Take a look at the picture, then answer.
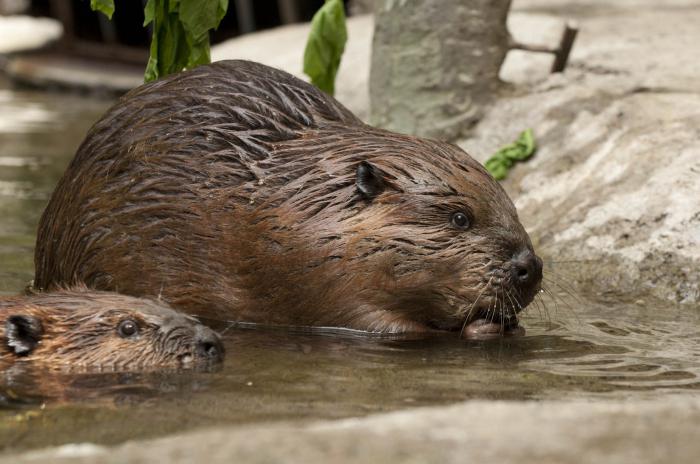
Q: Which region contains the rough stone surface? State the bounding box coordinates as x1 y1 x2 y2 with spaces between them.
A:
458 1 700 304
349 0 376 15
5 397 700 464
369 0 512 140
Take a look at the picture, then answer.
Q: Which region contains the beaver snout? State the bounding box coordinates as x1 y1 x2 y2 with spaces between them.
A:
193 326 224 362
511 249 543 303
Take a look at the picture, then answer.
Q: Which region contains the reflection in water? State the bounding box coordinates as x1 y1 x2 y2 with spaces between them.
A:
2 300 700 451
1 78 699 452
0 80 110 294
521 302 700 389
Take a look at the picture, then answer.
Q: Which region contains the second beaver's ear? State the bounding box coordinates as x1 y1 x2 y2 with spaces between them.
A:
356 161 386 200
5 315 43 356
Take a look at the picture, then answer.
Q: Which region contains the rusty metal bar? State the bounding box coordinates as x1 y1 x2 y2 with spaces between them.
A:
510 21 579 73
551 22 578 73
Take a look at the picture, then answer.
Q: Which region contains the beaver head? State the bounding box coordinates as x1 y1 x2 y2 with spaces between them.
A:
259 127 543 334
1 289 223 370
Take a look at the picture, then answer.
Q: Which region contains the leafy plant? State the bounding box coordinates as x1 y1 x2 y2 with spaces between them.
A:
484 129 537 180
303 0 347 96
90 0 115 19
89 0 228 82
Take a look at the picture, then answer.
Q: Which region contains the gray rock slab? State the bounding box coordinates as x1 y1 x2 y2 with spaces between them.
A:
459 4 700 304
6 397 700 464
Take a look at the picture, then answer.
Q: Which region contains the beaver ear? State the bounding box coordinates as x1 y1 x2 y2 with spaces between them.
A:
5 315 43 356
356 161 385 200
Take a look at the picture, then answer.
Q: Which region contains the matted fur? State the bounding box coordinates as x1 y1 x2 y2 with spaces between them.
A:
0 286 222 369
34 60 540 333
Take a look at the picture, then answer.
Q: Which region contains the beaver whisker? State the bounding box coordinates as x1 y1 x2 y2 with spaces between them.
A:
540 279 573 314
534 291 551 323
491 286 500 328
219 321 238 336
458 276 493 338
469 261 494 272
509 287 521 309
542 282 583 318
535 286 555 321
500 286 510 335
157 334 192 355
528 289 544 321
541 285 579 324
504 288 524 334
543 275 584 308
535 291 553 324
484 292 496 328
504 288 518 317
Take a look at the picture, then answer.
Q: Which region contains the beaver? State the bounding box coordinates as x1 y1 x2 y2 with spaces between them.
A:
34 59 542 337
0 287 223 369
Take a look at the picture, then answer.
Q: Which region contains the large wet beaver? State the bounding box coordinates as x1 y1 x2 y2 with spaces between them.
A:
1 287 223 369
34 60 542 337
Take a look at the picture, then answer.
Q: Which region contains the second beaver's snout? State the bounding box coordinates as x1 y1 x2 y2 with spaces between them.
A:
510 249 543 307
193 325 224 362
158 314 224 365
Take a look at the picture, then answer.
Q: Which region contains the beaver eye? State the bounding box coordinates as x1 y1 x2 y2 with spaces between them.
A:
451 212 470 229
117 319 139 338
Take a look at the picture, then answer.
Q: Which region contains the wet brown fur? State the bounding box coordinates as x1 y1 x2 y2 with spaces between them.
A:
34 60 540 333
0 286 222 369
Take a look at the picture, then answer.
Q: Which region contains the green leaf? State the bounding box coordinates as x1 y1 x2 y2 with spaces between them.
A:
143 0 228 82
484 129 537 180
90 0 115 20
185 40 211 69
179 0 228 42
303 0 347 95
143 0 156 26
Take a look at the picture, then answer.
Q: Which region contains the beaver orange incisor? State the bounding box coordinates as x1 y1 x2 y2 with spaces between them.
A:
34 60 542 337
1 288 223 369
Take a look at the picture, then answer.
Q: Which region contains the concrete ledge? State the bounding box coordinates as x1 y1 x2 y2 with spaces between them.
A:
6 397 700 464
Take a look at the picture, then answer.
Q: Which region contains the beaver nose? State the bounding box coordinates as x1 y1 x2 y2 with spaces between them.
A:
194 326 225 361
511 249 543 288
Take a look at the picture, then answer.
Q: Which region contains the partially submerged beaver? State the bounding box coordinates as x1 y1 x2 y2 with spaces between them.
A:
34 60 542 337
1 288 223 369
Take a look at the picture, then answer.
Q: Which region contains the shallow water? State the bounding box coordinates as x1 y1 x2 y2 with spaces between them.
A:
1 80 699 453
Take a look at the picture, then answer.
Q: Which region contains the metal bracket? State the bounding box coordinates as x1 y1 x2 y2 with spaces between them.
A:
510 22 579 73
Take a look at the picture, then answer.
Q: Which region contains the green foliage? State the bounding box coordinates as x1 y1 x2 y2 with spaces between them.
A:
303 0 347 96
484 129 537 180
90 0 115 19
143 0 228 82
88 0 228 83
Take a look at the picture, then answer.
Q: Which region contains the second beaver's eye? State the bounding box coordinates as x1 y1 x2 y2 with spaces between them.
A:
451 212 470 229
117 319 139 338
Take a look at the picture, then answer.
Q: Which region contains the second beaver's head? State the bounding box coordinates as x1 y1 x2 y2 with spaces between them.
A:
2 289 223 370
267 127 543 334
